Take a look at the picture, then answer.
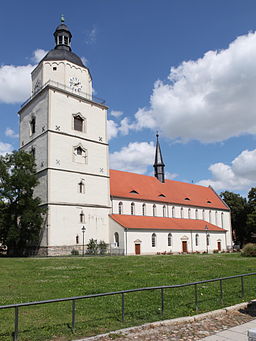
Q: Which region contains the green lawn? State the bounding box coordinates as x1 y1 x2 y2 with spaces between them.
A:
1 253 256 341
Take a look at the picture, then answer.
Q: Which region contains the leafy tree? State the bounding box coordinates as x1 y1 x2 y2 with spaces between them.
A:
0 150 45 256
247 188 256 241
220 191 248 246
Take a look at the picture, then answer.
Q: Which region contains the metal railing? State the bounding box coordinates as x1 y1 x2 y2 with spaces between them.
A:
20 80 105 109
1 272 256 341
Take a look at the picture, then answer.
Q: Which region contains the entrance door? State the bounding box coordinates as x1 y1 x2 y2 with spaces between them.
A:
217 241 221 251
135 244 141 255
182 241 188 253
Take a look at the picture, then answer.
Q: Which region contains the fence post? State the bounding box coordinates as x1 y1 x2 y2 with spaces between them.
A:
121 293 125 322
220 279 223 304
72 299 76 331
13 306 19 341
194 284 198 312
161 288 164 315
241 276 245 298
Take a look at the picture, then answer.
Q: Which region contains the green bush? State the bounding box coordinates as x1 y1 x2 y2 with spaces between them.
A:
86 238 98 255
71 248 79 255
241 243 256 257
98 240 108 255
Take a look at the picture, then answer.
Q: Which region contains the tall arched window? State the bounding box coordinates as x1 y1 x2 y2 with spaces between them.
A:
152 233 156 247
221 212 224 228
131 202 135 215
114 232 119 247
202 209 205 220
163 205 166 217
209 210 212 223
118 202 123 215
195 209 198 220
207 234 210 246
142 203 146 216
168 233 172 247
195 234 199 246
153 204 156 217
180 207 183 218
188 208 191 219
215 211 218 225
172 206 175 218
78 180 85 194
80 211 85 223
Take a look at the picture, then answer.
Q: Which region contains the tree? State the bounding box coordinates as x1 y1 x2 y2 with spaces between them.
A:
0 150 45 256
246 188 256 242
220 191 248 247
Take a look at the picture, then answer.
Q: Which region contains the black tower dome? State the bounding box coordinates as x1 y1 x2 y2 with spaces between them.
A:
42 16 84 67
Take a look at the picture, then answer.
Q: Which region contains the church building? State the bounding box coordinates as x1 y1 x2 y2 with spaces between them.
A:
18 19 232 256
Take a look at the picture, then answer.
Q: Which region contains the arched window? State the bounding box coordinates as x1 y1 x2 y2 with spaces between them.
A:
114 232 119 247
73 145 87 164
153 204 156 217
168 233 172 247
131 202 135 215
152 233 156 247
78 180 85 194
195 234 199 246
188 208 191 219
172 206 175 218
202 209 205 220
30 117 36 135
76 235 79 244
142 203 146 216
180 207 183 218
207 234 210 246
195 209 198 220
80 211 85 223
215 211 218 225
118 202 123 215
221 212 224 228
209 210 212 223
163 205 166 217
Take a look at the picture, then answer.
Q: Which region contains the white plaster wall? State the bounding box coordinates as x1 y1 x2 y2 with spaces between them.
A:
19 92 48 148
48 205 110 246
109 218 125 249
48 169 110 206
126 229 226 255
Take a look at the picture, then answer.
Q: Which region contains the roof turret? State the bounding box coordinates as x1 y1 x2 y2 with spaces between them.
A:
153 133 165 183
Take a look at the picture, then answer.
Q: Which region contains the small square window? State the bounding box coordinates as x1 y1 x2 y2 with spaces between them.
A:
53 67 57 71
74 116 84 132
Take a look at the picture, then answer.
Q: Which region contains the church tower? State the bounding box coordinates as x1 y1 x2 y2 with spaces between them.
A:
18 18 110 255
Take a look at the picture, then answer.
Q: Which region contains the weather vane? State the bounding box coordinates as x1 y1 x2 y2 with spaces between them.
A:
61 14 65 23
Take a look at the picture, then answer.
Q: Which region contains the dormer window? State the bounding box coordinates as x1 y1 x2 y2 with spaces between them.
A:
207 200 212 204
184 197 190 201
159 194 166 197
130 190 138 194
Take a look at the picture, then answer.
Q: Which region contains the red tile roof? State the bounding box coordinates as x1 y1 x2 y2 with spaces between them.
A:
110 170 228 210
110 214 226 232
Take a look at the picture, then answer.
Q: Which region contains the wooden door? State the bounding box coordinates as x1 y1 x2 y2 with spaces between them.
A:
182 241 188 253
135 244 141 255
217 241 221 251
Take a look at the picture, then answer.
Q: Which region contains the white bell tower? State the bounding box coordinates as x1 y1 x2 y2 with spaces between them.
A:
18 18 110 255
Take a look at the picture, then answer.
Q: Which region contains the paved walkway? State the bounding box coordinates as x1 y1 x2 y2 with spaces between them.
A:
201 319 256 341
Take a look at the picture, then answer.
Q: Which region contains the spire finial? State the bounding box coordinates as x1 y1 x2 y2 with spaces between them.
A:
61 14 65 23
156 131 159 139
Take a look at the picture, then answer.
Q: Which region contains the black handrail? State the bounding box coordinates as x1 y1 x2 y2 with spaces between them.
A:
1 272 256 341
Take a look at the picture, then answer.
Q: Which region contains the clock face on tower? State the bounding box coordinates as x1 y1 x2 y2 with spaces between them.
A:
69 77 82 92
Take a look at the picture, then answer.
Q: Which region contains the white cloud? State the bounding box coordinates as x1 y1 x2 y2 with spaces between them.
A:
132 31 256 143
31 49 48 63
81 57 88 66
85 26 97 44
197 149 256 191
5 128 18 138
0 142 13 155
110 141 155 174
107 117 134 140
0 64 33 103
107 120 119 140
111 110 123 118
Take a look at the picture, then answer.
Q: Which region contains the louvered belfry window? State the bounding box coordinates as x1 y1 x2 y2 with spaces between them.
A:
74 116 83 132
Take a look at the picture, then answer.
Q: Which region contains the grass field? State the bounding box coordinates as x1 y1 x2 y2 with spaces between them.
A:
1 253 256 341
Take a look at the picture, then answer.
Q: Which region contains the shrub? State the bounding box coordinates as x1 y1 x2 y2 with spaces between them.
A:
213 249 219 253
87 239 98 255
71 249 79 256
98 240 108 255
241 243 256 257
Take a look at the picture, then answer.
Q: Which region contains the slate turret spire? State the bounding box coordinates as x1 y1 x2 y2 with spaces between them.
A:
53 15 72 51
153 132 165 183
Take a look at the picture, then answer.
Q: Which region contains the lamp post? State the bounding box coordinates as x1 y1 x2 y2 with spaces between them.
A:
81 226 86 256
205 225 209 253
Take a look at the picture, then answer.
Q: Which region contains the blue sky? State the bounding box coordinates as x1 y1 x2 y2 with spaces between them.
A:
1 0 256 196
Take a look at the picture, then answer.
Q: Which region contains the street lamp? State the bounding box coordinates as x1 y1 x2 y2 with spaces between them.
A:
205 225 209 253
81 226 86 256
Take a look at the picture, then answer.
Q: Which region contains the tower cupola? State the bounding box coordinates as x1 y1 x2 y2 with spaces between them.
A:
153 133 165 183
54 15 72 51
